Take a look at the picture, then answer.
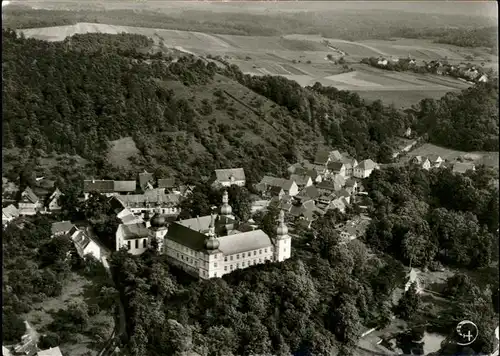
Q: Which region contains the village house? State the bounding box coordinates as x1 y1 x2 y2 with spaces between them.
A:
326 161 346 178
289 174 313 189
478 74 488 83
411 156 432 170
256 176 299 197
164 194 292 279
70 226 102 260
344 178 359 195
316 179 344 195
158 178 177 192
289 200 322 229
117 208 145 226
51 220 75 238
2 204 20 226
83 179 137 200
330 195 349 213
405 268 423 293
18 187 43 215
353 159 379 178
250 200 270 214
337 215 371 242
138 171 155 192
296 185 320 202
13 333 37 356
427 155 444 168
113 189 181 217
212 168 246 187
452 162 476 174
377 57 388 66
45 187 63 213
116 222 155 255
290 163 323 183
37 347 63 356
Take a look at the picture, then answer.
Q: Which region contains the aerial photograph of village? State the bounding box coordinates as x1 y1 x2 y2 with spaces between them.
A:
1 0 499 355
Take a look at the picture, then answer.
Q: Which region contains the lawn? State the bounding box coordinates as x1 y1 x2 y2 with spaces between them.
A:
107 136 141 170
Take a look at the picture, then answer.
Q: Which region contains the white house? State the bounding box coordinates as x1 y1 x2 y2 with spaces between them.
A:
115 222 151 255
478 74 488 83
289 174 313 189
46 187 63 212
37 347 63 356
2 204 19 226
213 168 246 187
411 156 432 170
164 197 292 279
18 187 43 215
70 228 101 260
452 162 476 174
353 159 379 178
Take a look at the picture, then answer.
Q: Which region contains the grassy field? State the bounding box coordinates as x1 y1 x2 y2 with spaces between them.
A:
107 136 141 170
405 143 500 169
16 22 491 111
22 271 114 356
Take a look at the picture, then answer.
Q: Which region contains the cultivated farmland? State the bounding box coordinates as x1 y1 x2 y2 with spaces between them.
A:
18 23 491 108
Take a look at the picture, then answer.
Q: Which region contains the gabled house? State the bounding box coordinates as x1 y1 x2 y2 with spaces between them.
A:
37 347 63 356
478 74 488 83
377 58 388 66
213 168 246 187
117 208 145 226
116 190 181 216
344 178 359 195
353 159 379 178
13 333 37 356
314 150 331 166
51 220 75 237
316 179 344 195
341 158 358 177
2 204 20 226
46 187 63 212
71 228 101 260
138 171 155 192
411 156 431 170
326 161 346 178
83 180 115 200
18 187 43 215
113 180 137 194
256 176 299 197
297 185 320 201
427 155 444 168
330 196 349 213
452 162 476 174
116 223 151 255
289 174 313 189
158 178 176 192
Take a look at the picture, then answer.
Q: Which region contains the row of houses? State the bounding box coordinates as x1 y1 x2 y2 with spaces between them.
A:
410 155 476 173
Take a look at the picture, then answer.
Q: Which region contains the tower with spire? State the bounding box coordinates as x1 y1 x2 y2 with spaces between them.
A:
273 210 292 262
220 190 234 220
149 204 167 252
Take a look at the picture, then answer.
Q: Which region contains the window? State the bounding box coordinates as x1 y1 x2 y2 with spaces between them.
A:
224 256 227 262
236 254 240 259
214 272 217 277
284 247 286 252
242 261 245 267
135 240 139 249
143 239 147 248
181 256 184 260
253 251 256 255
259 258 262 263
127 241 131 250
248 252 251 257
230 256 233 261
264 248 267 253
176 252 179 258
214 262 217 268
253 259 256 265
237 263 240 268
259 249 262 254
230 264 233 270
224 266 227 271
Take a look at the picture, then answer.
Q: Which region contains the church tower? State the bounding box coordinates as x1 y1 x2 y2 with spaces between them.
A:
149 205 167 253
273 210 292 262
220 190 234 220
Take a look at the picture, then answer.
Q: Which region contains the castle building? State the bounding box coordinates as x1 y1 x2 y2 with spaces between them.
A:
164 190 292 279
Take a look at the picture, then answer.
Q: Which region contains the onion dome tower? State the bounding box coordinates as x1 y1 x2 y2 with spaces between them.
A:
276 210 288 238
220 190 233 219
205 211 220 250
150 205 166 229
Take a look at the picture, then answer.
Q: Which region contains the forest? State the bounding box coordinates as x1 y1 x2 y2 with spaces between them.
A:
363 165 499 353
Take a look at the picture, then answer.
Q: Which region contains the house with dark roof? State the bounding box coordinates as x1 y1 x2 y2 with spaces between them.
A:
158 178 176 191
326 161 346 178
257 176 299 197
213 168 246 187
314 150 331 165
18 187 43 215
70 227 101 260
138 171 155 191
116 190 181 216
83 179 136 200
353 159 379 178
411 156 431 170
297 185 320 201
291 164 323 183
2 204 20 226
165 196 292 279
51 221 75 237
289 174 313 189
452 162 476 174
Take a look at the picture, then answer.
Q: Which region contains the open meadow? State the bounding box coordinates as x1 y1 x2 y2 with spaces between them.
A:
16 22 489 108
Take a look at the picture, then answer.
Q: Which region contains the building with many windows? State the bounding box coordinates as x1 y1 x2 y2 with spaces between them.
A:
164 191 292 279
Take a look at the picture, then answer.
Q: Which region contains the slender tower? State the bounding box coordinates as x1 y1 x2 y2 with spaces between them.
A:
273 210 292 262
